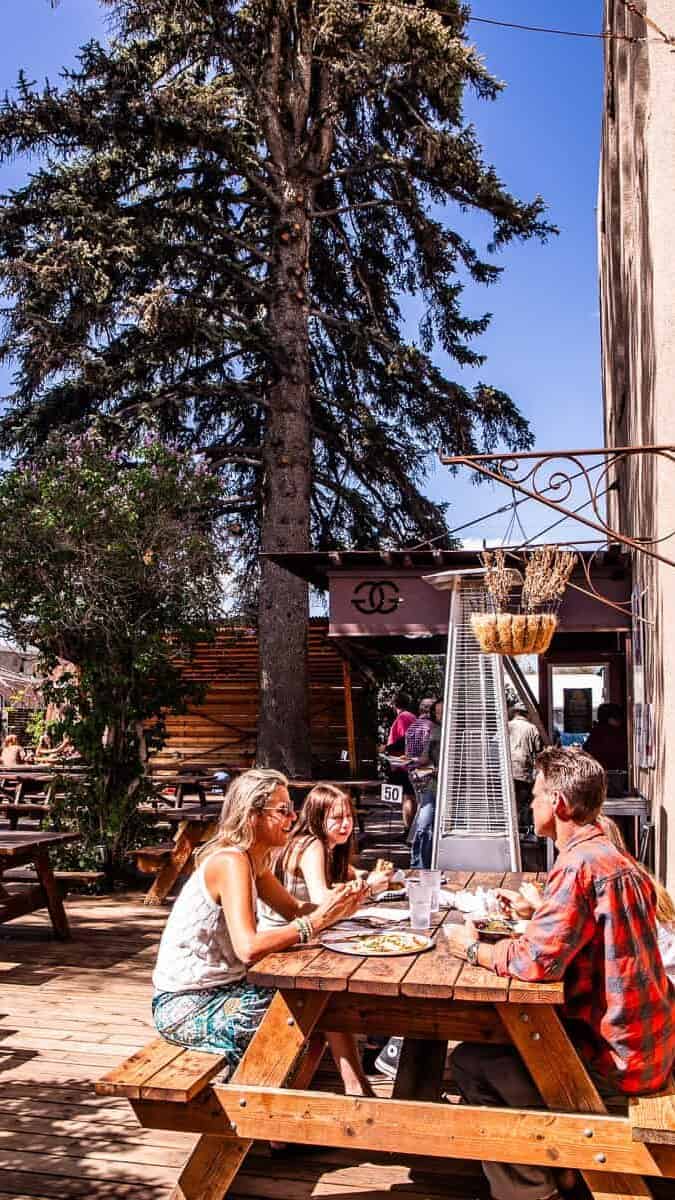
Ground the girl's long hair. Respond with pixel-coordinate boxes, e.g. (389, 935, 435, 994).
(598, 813, 675, 925)
(195, 768, 288, 866)
(274, 784, 354, 886)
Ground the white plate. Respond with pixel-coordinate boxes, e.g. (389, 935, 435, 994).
(320, 931, 434, 957)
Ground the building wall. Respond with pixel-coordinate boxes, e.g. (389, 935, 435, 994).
(599, 1, 675, 882)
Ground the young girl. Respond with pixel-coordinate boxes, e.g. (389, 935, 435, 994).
(258, 784, 393, 1094)
(151, 769, 366, 1075)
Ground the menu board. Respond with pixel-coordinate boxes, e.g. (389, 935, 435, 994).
(563, 687, 593, 734)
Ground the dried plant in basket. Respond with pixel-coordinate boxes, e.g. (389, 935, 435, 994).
(471, 547, 577, 656)
(481, 549, 521, 609)
(521, 547, 577, 611)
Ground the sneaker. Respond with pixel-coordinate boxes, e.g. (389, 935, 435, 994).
(374, 1036, 402, 1079)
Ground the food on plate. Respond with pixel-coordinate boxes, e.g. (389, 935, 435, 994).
(385, 879, 405, 891)
(475, 917, 516, 936)
(356, 932, 429, 954)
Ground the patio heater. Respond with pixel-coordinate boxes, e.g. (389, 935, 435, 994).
(424, 570, 521, 872)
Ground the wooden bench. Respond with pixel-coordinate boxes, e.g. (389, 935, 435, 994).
(3, 867, 106, 888)
(630, 1078, 675, 1144)
(0, 801, 51, 830)
(97, 1036, 227, 1104)
(128, 844, 175, 875)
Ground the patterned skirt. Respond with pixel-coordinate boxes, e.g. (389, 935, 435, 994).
(152, 981, 275, 1072)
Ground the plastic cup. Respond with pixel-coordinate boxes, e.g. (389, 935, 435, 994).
(418, 869, 442, 913)
(407, 880, 433, 931)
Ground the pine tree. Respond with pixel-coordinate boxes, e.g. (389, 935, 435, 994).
(0, 0, 554, 773)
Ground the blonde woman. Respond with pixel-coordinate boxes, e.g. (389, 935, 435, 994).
(152, 769, 366, 1073)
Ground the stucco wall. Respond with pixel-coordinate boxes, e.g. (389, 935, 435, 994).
(600, 1, 675, 883)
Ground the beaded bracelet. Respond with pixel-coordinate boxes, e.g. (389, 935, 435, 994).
(294, 916, 313, 944)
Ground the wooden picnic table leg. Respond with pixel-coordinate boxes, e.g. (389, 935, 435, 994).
(144, 821, 200, 907)
(499, 1003, 652, 1200)
(170, 989, 329, 1200)
(32, 848, 70, 940)
(392, 1038, 447, 1103)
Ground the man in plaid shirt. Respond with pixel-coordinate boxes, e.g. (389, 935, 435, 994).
(446, 747, 675, 1200)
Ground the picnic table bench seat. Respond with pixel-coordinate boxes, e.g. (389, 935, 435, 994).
(2, 866, 105, 887)
(630, 1079, 675, 1144)
(129, 843, 175, 875)
(97, 1036, 226, 1103)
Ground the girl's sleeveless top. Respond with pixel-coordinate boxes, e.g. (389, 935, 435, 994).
(256, 838, 316, 929)
(152, 848, 255, 994)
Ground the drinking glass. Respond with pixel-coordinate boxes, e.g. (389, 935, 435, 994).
(407, 880, 433, 931)
(417, 869, 442, 912)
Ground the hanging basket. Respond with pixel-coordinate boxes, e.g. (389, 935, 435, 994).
(470, 611, 558, 656)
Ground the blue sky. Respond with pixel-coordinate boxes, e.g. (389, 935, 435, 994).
(1, 1, 606, 546)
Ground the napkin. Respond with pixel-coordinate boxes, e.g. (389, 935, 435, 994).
(354, 904, 410, 923)
(449, 887, 497, 918)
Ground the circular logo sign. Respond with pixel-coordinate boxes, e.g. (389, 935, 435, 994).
(351, 580, 402, 615)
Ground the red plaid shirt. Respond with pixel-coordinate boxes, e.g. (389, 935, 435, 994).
(493, 823, 675, 1094)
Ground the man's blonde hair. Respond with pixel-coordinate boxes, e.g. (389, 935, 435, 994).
(195, 767, 288, 865)
(535, 746, 606, 822)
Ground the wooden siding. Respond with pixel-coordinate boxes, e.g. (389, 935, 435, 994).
(154, 621, 375, 772)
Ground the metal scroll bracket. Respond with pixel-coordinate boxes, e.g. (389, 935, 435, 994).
(439, 445, 675, 570)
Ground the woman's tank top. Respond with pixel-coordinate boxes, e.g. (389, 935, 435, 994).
(152, 847, 256, 993)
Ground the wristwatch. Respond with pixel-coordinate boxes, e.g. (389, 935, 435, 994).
(466, 940, 480, 966)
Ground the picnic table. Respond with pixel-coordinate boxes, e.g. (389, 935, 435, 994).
(98, 870, 675, 1200)
(147, 770, 218, 809)
(0, 830, 80, 939)
(287, 777, 383, 793)
(133, 805, 220, 906)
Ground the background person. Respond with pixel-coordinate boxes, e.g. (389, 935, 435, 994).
(410, 698, 443, 870)
(258, 783, 393, 1095)
(41, 733, 80, 762)
(386, 691, 416, 750)
(1, 734, 26, 767)
(152, 769, 366, 1076)
(34, 731, 54, 762)
(383, 690, 417, 832)
(583, 702, 627, 780)
(401, 697, 436, 833)
(508, 701, 543, 832)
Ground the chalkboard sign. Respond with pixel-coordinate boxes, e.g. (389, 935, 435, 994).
(563, 688, 593, 734)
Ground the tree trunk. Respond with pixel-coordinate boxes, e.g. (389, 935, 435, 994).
(257, 198, 312, 777)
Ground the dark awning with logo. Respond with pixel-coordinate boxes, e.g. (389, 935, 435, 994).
(261, 547, 632, 650)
